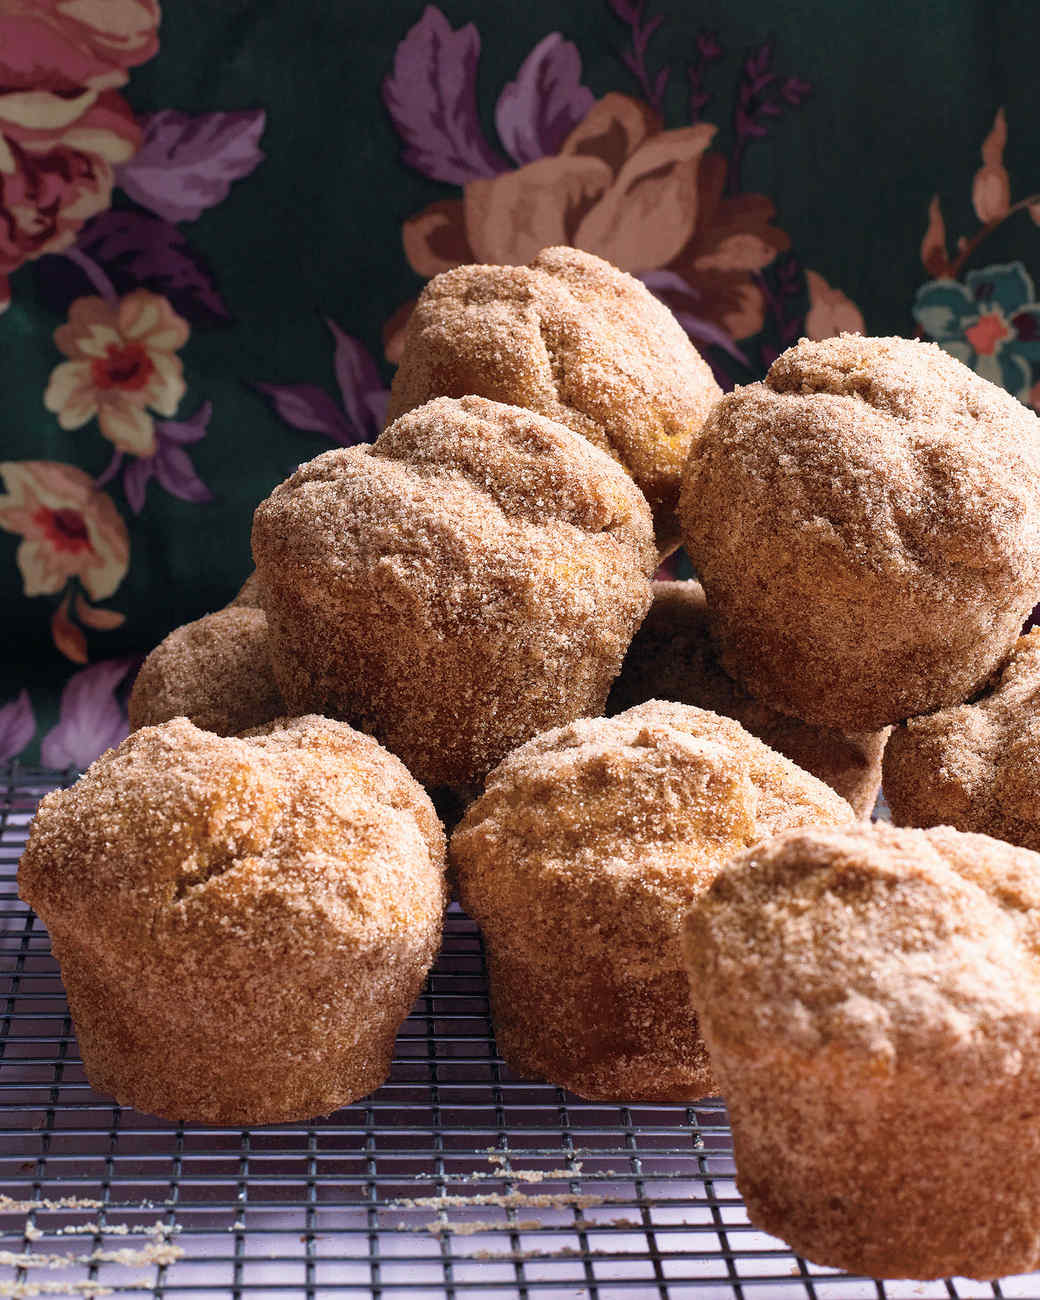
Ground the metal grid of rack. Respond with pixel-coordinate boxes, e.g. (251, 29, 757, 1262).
(0, 762, 1036, 1299)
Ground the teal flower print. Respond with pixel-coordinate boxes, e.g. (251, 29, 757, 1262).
(913, 261, 1040, 399)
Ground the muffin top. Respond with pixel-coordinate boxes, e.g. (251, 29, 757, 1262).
(452, 700, 853, 967)
(128, 606, 283, 736)
(20, 715, 446, 953)
(253, 393, 655, 630)
(678, 333, 1040, 729)
(884, 629, 1040, 847)
(684, 821, 1040, 1082)
(608, 580, 887, 815)
(683, 333, 1040, 595)
(386, 246, 721, 550)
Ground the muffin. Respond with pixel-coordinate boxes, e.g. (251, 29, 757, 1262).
(608, 579, 887, 815)
(884, 628, 1040, 848)
(252, 394, 657, 787)
(684, 822, 1040, 1280)
(19, 715, 447, 1125)
(680, 334, 1040, 729)
(128, 606, 284, 736)
(386, 246, 722, 554)
(451, 700, 854, 1102)
(229, 570, 262, 607)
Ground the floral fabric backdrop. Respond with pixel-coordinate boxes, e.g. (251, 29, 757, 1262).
(1, 0, 1038, 767)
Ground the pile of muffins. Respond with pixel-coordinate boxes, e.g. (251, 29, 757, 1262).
(20, 247, 1040, 1283)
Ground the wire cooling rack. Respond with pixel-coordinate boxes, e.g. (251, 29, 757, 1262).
(0, 764, 1036, 1300)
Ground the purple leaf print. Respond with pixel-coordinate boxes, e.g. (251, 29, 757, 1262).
(781, 75, 811, 106)
(37, 211, 230, 325)
(153, 443, 214, 504)
(610, 0, 668, 112)
(494, 34, 595, 166)
(254, 383, 355, 442)
(122, 403, 215, 513)
(40, 657, 138, 771)
(639, 270, 751, 367)
(362, 388, 389, 435)
(157, 401, 212, 446)
(688, 29, 723, 120)
(116, 109, 266, 225)
(382, 5, 507, 184)
(730, 41, 811, 191)
(326, 319, 388, 441)
(122, 457, 151, 515)
(696, 30, 723, 60)
(747, 41, 771, 80)
(0, 691, 35, 763)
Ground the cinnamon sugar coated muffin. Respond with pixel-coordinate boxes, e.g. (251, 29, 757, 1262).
(680, 334, 1040, 729)
(884, 628, 1040, 848)
(252, 395, 657, 787)
(684, 822, 1040, 1279)
(19, 715, 447, 1125)
(229, 570, 262, 606)
(128, 607, 284, 736)
(608, 580, 887, 815)
(386, 246, 722, 554)
(451, 700, 853, 1102)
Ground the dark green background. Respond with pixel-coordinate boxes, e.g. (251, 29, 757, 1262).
(3, 0, 1039, 750)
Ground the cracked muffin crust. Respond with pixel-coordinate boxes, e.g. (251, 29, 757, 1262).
(884, 628, 1040, 848)
(385, 246, 722, 554)
(680, 333, 1040, 729)
(128, 606, 284, 736)
(608, 579, 887, 815)
(19, 715, 447, 1125)
(252, 394, 657, 788)
(451, 700, 853, 1103)
(684, 821, 1040, 1280)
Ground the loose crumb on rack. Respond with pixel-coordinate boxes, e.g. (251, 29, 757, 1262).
(87, 1244, 183, 1268)
(418, 1218, 543, 1237)
(52, 1222, 176, 1240)
(0, 1200, 103, 1217)
(391, 1190, 606, 1211)
(425, 1163, 585, 1185)
(0, 1285, 112, 1298)
(473, 1245, 584, 1261)
(496, 1167, 583, 1183)
(0, 1237, 183, 1272)
(574, 1216, 642, 1230)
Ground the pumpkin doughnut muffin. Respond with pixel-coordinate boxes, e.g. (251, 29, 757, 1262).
(252, 394, 656, 788)
(680, 333, 1040, 729)
(684, 822, 1040, 1280)
(884, 628, 1040, 848)
(19, 715, 447, 1125)
(128, 606, 284, 736)
(451, 700, 853, 1102)
(608, 580, 887, 815)
(386, 246, 722, 554)
(228, 570, 262, 607)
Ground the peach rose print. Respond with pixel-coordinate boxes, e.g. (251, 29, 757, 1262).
(1, 0, 159, 102)
(0, 460, 128, 662)
(0, 0, 160, 311)
(805, 270, 865, 341)
(378, 7, 860, 383)
(44, 289, 189, 455)
(0, 93, 141, 312)
(387, 88, 790, 365)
